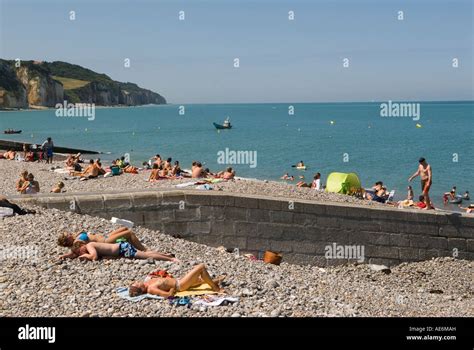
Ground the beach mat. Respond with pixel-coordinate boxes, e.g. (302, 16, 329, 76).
(115, 287, 164, 302)
(175, 283, 219, 297)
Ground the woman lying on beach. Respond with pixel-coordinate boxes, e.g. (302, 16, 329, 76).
(129, 263, 225, 297)
(2, 149, 16, 160)
(62, 241, 178, 262)
(57, 226, 149, 254)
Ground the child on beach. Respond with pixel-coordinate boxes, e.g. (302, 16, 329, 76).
(129, 263, 225, 297)
(51, 181, 65, 193)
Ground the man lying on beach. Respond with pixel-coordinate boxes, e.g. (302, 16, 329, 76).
(57, 226, 149, 255)
(64, 241, 179, 262)
(129, 263, 225, 298)
(408, 157, 434, 210)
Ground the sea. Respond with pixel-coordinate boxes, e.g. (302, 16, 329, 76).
(1, 101, 473, 207)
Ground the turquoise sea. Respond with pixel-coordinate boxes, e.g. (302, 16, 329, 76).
(1, 101, 473, 207)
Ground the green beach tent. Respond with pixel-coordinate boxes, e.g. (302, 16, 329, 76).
(325, 172, 361, 194)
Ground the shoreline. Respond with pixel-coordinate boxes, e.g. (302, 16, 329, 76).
(0, 159, 469, 214)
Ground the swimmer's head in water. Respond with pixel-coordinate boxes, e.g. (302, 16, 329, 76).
(419, 157, 426, 163)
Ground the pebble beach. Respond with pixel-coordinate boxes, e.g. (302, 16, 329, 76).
(0, 207, 472, 317)
(1, 158, 473, 317)
(0, 159, 381, 206)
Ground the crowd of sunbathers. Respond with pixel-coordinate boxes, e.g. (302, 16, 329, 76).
(1, 139, 55, 163)
(56, 227, 225, 297)
(146, 154, 236, 181)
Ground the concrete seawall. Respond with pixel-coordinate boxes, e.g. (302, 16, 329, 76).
(14, 190, 474, 266)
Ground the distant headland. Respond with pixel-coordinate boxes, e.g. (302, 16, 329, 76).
(0, 59, 166, 109)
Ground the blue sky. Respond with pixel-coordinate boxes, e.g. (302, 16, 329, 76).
(0, 0, 472, 103)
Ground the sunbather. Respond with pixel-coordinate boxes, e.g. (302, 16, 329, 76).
(0, 195, 35, 215)
(15, 171, 29, 192)
(19, 173, 40, 194)
(129, 263, 225, 297)
(57, 226, 149, 256)
(218, 167, 235, 180)
(50, 181, 65, 193)
(459, 204, 474, 214)
(192, 162, 206, 178)
(64, 241, 178, 262)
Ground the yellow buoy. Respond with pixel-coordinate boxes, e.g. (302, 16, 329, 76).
(416, 123, 422, 128)
(330, 120, 335, 125)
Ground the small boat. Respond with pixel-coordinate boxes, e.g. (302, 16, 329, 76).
(4, 129, 22, 134)
(213, 117, 232, 129)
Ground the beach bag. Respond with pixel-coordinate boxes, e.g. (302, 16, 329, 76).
(263, 250, 282, 265)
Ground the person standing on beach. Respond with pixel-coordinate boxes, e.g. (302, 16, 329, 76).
(41, 137, 54, 164)
(408, 157, 433, 209)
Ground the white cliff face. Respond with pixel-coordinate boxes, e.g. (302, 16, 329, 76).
(0, 63, 64, 108)
(0, 59, 165, 109)
(27, 75, 64, 107)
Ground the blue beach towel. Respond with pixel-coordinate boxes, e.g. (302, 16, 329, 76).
(116, 287, 164, 302)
